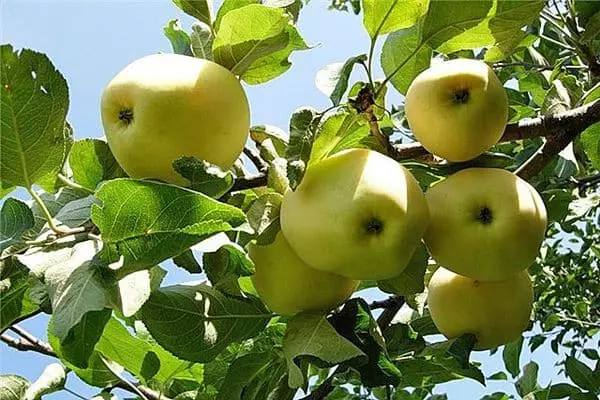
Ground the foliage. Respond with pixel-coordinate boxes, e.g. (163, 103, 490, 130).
(1, 0, 600, 399)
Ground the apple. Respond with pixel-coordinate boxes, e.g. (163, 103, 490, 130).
(427, 267, 533, 350)
(280, 148, 430, 280)
(405, 58, 508, 162)
(424, 168, 547, 281)
(249, 232, 358, 316)
(101, 53, 250, 186)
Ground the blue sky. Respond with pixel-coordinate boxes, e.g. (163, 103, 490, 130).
(1, 1, 576, 399)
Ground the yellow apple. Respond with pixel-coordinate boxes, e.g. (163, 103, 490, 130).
(427, 267, 533, 350)
(101, 53, 250, 186)
(280, 148, 430, 280)
(249, 232, 358, 316)
(424, 168, 547, 281)
(405, 58, 508, 162)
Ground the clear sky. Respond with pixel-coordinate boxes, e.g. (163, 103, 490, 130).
(1, 1, 574, 399)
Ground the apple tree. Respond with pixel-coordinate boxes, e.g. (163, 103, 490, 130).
(1, 0, 599, 399)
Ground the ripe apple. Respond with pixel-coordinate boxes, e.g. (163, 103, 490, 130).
(280, 148, 430, 280)
(427, 267, 533, 350)
(405, 58, 508, 162)
(424, 168, 547, 281)
(101, 53, 250, 186)
(249, 232, 358, 316)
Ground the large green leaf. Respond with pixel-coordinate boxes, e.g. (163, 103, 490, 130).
(282, 313, 366, 388)
(68, 139, 126, 191)
(436, 0, 544, 60)
(56, 309, 111, 369)
(565, 356, 598, 391)
(17, 239, 108, 340)
(91, 179, 247, 275)
(502, 336, 524, 378)
(213, 5, 290, 76)
(0, 257, 39, 331)
(0, 45, 70, 189)
(140, 283, 271, 362)
(362, 0, 429, 38)
(381, 1, 492, 94)
(515, 361, 539, 396)
(0, 198, 34, 252)
(241, 24, 308, 85)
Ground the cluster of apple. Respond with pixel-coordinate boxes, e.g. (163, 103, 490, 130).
(100, 54, 547, 350)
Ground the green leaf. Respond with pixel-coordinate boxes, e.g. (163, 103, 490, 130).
(329, 299, 403, 387)
(173, 249, 202, 273)
(57, 309, 111, 369)
(250, 124, 288, 157)
(381, 1, 493, 95)
(140, 283, 271, 362)
(503, 336, 524, 378)
(246, 192, 283, 245)
(213, 5, 290, 76)
(581, 11, 600, 43)
(438, 1, 544, 58)
(17, 239, 108, 340)
(68, 139, 126, 191)
(0, 375, 29, 399)
(53, 195, 96, 228)
(23, 363, 66, 400)
(519, 71, 548, 106)
(173, 157, 234, 198)
(216, 351, 289, 400)
(383, 323, 426, 358)
(214, 0, 259, 31)
(581, 122, 600, 170)
(308, 111, 371, 165)
(191, 22, 214, 60)
(0, 198, 34, 251)
(111, 269, 152, 318)
(95, 318, 203, 385)
(91, 179, 247, 275)
(565, 356, 598, 391)
(362, 0, 429, 38)
(419, 334, 477, 369)
(395, 357, 483, 387)
(575, 0, 600, 26)
(542, 189, 575, 224)
(241, 23, 308, 85)
(315, 55, 367, 106)
(0, 257, 39, 330)
(164, 19, 193, 56)
(203, 241, 255, 296)
(282, 313, 365, 388)
(516, 361, 539, 397)
(378, 243, 428, 296)
(0, 45, 70, 189)
(547, 383, 582, 398)
(543, 80, 571, 115)
(286, 107, 319, 188)
(381, 25, 432, 95)
(172, 0, 213, 26)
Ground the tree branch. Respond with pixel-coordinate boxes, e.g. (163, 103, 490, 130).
(0, 328, 170, 400)
(231, 173, 268, 192)
(243, 147, 268, 173)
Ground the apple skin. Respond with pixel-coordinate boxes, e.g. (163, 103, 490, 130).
(249, 232, 358, 316)
(101, 53, 250, 186)
(427, 267, 533, 350)
(280, 148, 430, 280)
(405, 58, 508, 162)
(424, 168, 547, 282)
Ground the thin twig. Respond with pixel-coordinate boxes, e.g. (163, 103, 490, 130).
(9, 325, 55, 355)
(243, 147, 268, 173)
(0, 333, 57, 357)
(230, 174, 268, 192)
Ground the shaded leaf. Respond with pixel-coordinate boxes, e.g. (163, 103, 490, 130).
(581, 122, 600, 170)
(378, 243, 428, 296)
(0, 198, 34, 252)
(68, 139, 126, 191)
(315, 55, 367, 106)
(164, 19, 193, 56)
(0, 257, 39, 330)
(23, 363, 65, 400)
(172, 0, 212, 26)
(516, 361, 539, 397)
(503, 336, 524, 378)
(191, 22, 214, 60)
(0, 375, 29, 399)
(173, 156, 234, 198)
(565, 356, 598, 391)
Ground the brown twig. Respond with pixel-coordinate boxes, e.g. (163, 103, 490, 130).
(0, 327, 170, 400)
(230, 173, 268, 192)
(243, 147, 269, 173)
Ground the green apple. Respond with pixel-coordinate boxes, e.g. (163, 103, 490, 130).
(280, 148, 430, 280)
(424, 168, 547, 281)
(101, 53, 250, 186)
(249, 232, 358, 316)
(427, 267, 533, 350)
(405, 58, 508, 162)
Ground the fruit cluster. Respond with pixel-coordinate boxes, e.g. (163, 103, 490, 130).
(101, 55, 547, 350)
